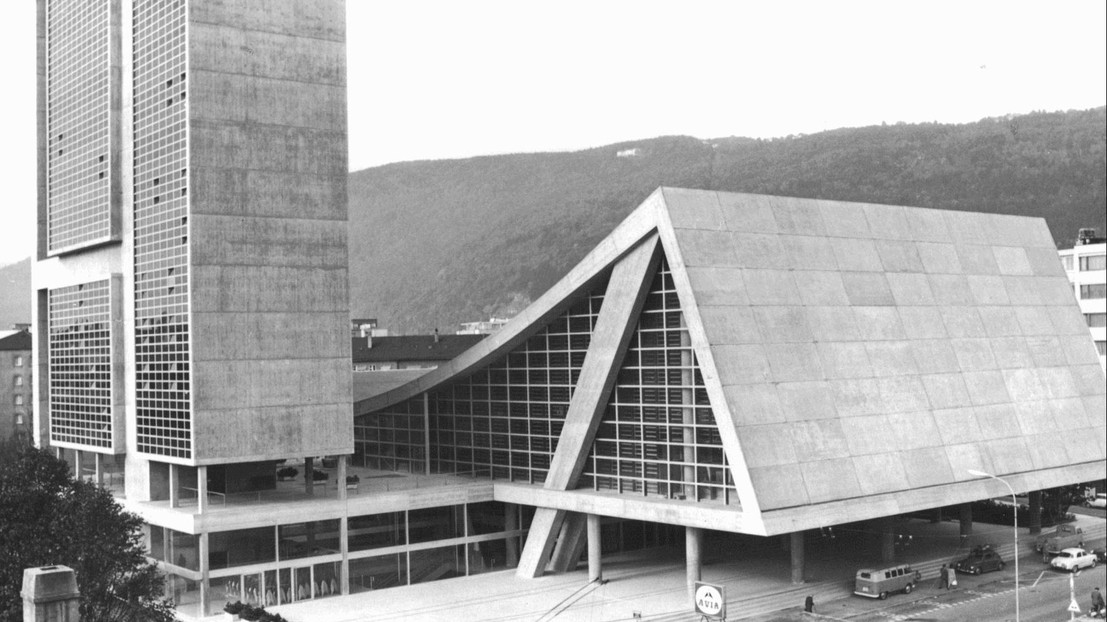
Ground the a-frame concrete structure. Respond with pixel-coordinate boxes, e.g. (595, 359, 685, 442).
(355, 188, 1106, 584)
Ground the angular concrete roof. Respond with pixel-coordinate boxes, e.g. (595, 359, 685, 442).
(357, 188, 1106, 534)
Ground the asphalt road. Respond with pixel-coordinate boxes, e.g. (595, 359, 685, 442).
(919, 564, 1105, 622)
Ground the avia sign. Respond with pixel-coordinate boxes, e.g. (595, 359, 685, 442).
(694, 582, 726, 619)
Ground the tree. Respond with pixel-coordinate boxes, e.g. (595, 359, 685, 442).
(0, 440, 175, 622)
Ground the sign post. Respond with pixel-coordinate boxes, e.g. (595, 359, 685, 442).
(694, 581, 726, 621)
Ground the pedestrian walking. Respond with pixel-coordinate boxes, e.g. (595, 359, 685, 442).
(937, 564, 948, 589)
(946, 565, 957, 589)
(804, 595, 814, 613)
(1091, 587, 1105, 618)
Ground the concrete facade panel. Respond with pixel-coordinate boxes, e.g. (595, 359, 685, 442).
(841, 272, 895, 306)
(684, 267, 748, 307)
(1024, 336, 1069, 367)
(950, 337, 999, 371)
(190, 121, 346, 175)
(864, 341, 918, 377)
(713, 344, 773, 385)
(725, 383, 784, 425)
(1004, 275, 1044, 306)
(737, 424, 797, 468)
(1013, 401, 1058, 436)
(192, 311, 347, 360)
(961, 370, 1012, 406)
(956, 244, 1001, 275)
(977, 306, 1023, 337)
(1071, 364, 1107, 395)
(861, 203, 913, 241)
(190, 0, 346, 42)
(921, 373, 973, 409)
(800, 458, 861, 504)
(748, 464, 809, 509)
(1046, 397, 1089, 430)
(983, 437, 1034, 475)
(819, 200, 872, 238)
(191, 168, 346, 219)
(989, 336, 1034, 369)
(193, 401, 351, 463)
(974, 403, 1021, 439)
(752, 306, 812, 343)
(192, 265, 349, 313)
(931, 407, 985, 445)
(852, 453, 910, 494)
(781, 235, 837, 270)
(793, 270, 851, 306)
(940, 307, 986, 338)
(765, 343, 824, 383)
(916, 242, 963, 274)
(1025, 247, 1067, 277)
(966, 275, 1011, 305)
(189, 22, 345, 85)
(904, 208, 954, 243)
(839, 415, 894, 456)
(992, 245, 1034, 276)
(886, 272, 936, 306)
(1024, 433, 1072, 470)
(676, 229, 738, 267)
(875, 240, 924, 272)
(944, 443, 991, 481)
(699, 306, 761, 344)
(192, 357, 350, 410)
(742, 269, 802, 305)
(817, 342, 874, 378)
(877, 376, 931, 413)
(887, 411, 942, 450)
(776, 381, 839, 421)
(790, 420, 851, 461)
(660, 188, 725, 230)
(806, 307, 861, 342)
(900, 447, 954, 487)
(830, 378, 887, 416)
(909, 339, 962, 374)
(1046, 305, 1092, 335)
(717, 193, 779, 233)
(191, 215, 347, 267)
(193, 73, 346, 130)
(770, 197, 826, 236)
(730, 232, 789, 269)
(830, 238, 884, 272)
(853, 307, 906, 340)
(898, 306, 948, 339)
(928, 274, 975, 306)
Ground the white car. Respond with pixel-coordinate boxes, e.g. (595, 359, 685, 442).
(1050, 547, 1098, 572)
(1088, 493, 1107, 509)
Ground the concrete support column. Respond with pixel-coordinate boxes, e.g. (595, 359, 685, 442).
(1028, 490, 1042, 535)
(197, 465, 208, 514)
(338, 455, 347, 501)
(340, 515, 349, 595)
(587, 514, 602, 583)
(959, 503, 973, 538)
(505, 503, 519, 568)
(931, 508, 942, 523)
(686, 527, 703, 601)
(168, 463, 179, 508)
(880, 519, 895, 563)
(304, 457, 314, 496)
(94, 453, 103, 486)
(790, 531, 805, 584)
(73, 450, 82, 481)
(199, 532, 210, 616)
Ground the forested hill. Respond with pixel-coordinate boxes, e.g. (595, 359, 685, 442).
(349, 108, 1106, 334)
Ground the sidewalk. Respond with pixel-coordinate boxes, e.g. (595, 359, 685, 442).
(269, 513, 1106, 622)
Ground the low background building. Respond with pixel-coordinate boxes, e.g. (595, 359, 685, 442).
(1059, 228, 1106, 369)
(0, 326, 32, 442)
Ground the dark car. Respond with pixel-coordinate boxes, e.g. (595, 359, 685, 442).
(954, 545, 1005, 575)
(1093, 547, 1106, 563)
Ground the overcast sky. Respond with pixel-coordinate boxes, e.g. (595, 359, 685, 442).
(1, 0, 1105, 267)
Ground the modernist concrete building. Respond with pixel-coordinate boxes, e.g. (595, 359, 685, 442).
(1059, 229, 1106, 369)
(33, 0, 350, 617)
(351, 188, 1106, 595)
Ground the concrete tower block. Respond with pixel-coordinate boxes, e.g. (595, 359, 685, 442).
(22, 566, 80, 622)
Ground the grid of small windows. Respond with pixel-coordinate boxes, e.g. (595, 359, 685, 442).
(581, 260, 735, 505)
(45, 0, 113, 252)
(48, 281, 113, 448)
(355, 286, 607, 484)
(133, 0, 191, 458)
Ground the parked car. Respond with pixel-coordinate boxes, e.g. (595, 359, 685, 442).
(954, 545, 1005, 575)
(854, 563, 918, 600)
(1087, 493, 1107, 509)
(1092, 547, 1106, 563)
(1049, 547, 1098, 572)
(1035, 523, 1085, 555)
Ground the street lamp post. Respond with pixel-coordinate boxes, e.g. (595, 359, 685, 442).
(968, 469, 1019, 622)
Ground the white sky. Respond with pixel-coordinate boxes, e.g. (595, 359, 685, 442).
(1, 0, 1105, 267)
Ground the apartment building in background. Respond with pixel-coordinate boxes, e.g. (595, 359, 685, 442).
(0, 327, 33, 442)
(1059, 228, 1106, 369)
